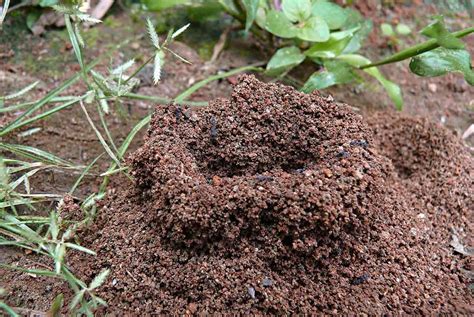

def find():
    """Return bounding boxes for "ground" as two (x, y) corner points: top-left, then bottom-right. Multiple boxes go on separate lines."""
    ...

(0, 2), (473, 315)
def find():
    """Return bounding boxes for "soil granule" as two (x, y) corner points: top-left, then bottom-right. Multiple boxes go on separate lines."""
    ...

(71, 75), (473, 314)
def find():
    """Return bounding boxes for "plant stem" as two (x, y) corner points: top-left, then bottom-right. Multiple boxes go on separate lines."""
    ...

(360, 26), (474, 69)
(124, 55), (154, 84)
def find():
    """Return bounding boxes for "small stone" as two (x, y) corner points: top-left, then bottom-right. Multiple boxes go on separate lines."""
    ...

(212, 175), (222, 186)
(323, 168), (333, 178)
(188, 302), (197, 313)
(262, 278), (273, 287)
(247, 286), (256, 299)
(427, 83), (437, 93)
(351, 274), (370, 285)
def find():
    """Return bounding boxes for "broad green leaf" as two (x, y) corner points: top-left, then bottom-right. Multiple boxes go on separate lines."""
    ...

(305, 26), (359, 58)
(338, 54), (403, 110)
(266, 46), (306, 76)
(39, 0), (58, 7)
(409, 47), (474, 85)
(282, 0), (312, 22)
(329, 26), (360, 40)
(265, 10), (298, 38)
(302, 60), (358, 92)
(421, 16), (464, 49)
(26, 11), (41, 32)
(342, 19), (372, 54)
(396, 23), (411, 35)
(312, 0), (348, 30)
(218, 0), (240, 16)
(255, 6), (267, 29)
(297, 16), (330, 42)
(242, 0), (259, 32)
(381, 23), (395, 37)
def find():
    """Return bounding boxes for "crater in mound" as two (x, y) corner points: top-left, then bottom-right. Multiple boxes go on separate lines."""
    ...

(130, 75), (390, 251)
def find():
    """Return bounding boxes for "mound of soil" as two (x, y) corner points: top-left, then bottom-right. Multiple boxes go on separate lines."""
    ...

(71, 76), (472, 314)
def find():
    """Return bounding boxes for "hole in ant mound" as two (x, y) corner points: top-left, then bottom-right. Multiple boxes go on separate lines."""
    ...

(282, 235), (294, 247)
(198, 154), (313, 179)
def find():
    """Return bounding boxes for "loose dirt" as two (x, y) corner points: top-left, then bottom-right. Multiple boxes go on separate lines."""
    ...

(68, 75), (473, 315)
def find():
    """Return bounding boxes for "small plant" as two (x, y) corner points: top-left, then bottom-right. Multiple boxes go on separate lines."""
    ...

(220, 0), (473, 110)
(144, 1), (473, 110)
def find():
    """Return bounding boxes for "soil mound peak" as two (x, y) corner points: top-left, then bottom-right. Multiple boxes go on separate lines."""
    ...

(130, 75), (389, 254)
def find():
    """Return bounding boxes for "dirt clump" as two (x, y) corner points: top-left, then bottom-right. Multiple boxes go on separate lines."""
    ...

(71, 75), (472, 314)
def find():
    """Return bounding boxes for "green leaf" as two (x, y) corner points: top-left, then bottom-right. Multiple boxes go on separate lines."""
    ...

(297, 16), (330, 42)
(39, 0), (58, 7)
(266, 46), (306, 76)
(282, 0), (312, 22)
(302, 60), (358, 92)
(409, 47), (474, 85)
(143, 0), (188, 11)
(305, 26), (359, 58)
(381, 23), (395, 37)
(64, 243), (97, 255)
(69, 290), (85, 311)
(242, 0), (259, 32)
(0, 142), (74, 167)
(265, 10), (298, 38)
(338, 54), (403, 110)
(0, 302), (19, 317)
(26, 11), (41, 32)
(89, 269), (110, 290)
(343, 19), (372, 54)
(49, 211), (59, 240)
(49, 293), (64, 317)
(421, 16), (464, 49)
(312, 0), (348, 30)
(218, 0), (240, 16)
(396, 23), (411, 35)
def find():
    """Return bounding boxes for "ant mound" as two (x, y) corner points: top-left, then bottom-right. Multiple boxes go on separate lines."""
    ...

(72, 76), (472, 314)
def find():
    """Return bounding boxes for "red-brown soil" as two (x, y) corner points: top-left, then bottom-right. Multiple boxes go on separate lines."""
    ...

(68, 76), (473, 315)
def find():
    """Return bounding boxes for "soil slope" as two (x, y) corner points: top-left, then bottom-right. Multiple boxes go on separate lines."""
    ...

(71, 75), (473, 314)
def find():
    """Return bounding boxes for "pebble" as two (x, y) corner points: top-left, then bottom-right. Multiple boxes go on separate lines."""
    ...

(247, 286), (256, 299)
(427, 83), (437, 93)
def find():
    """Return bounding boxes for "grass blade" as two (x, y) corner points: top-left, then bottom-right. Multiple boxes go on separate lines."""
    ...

(79, 101), (121, 168)
(70, 154), (103, 195)
(0, 142), (75, 167)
